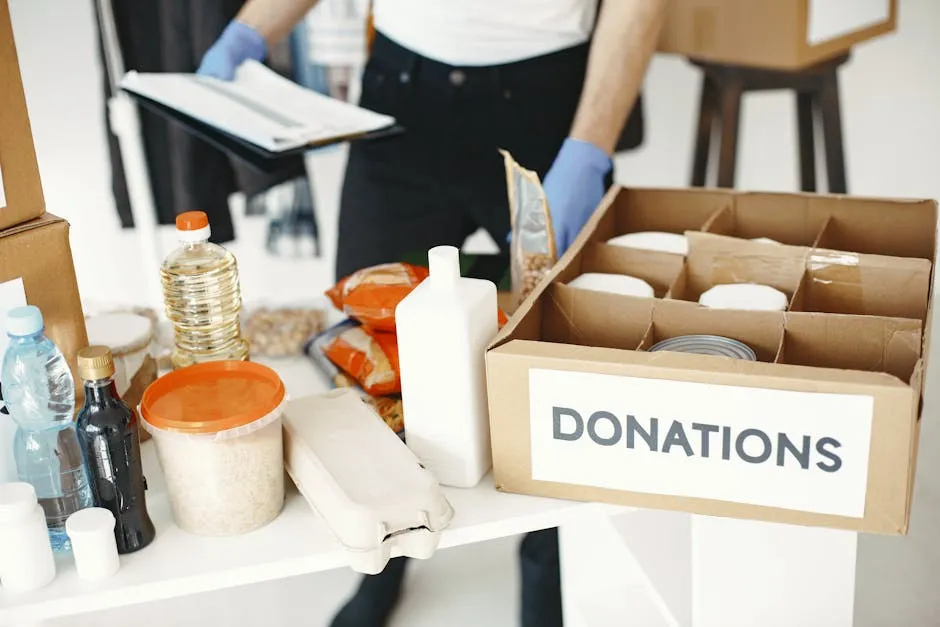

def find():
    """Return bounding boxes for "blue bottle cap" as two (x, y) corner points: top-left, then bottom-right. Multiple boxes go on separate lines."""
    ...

(6, 305), (43, 337)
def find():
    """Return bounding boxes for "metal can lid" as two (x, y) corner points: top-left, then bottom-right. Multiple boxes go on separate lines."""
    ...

(649, 334), (757, 361)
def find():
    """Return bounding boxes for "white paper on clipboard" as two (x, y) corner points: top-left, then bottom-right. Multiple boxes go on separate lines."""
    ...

(807, 0), (891, 46)
(119, 61), (396, 153)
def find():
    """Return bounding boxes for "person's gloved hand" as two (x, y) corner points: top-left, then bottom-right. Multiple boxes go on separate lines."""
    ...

(197, 21), (267, 81)
(543, 137), (612, 255)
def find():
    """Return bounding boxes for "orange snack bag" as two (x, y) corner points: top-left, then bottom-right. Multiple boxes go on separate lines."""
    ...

(498, 309), (508, 328)
(326, 263), (429, 332)
(323, 325), (401, 396)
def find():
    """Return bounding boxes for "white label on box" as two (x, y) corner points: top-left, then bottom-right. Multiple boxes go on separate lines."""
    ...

(0, 278), (27, 483)
(807, 0), (891, 46)
(0, 161), (6, 209)
(529, 369), (874, 518)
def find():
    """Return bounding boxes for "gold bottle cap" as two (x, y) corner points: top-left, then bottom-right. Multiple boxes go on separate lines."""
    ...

(77, 346), (116, 381)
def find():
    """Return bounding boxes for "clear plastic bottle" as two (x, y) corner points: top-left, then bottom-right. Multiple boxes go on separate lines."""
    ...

(1, 306), (93, 552)
(160, 211), (250, 369)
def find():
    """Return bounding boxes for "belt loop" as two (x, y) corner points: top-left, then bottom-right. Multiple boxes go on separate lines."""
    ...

(397, 47), (419, 85)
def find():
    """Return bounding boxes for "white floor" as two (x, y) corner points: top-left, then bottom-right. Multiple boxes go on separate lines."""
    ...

(7, 0), (940, 625)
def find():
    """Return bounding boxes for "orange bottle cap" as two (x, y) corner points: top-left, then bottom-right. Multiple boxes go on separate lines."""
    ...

(176, 211), (209, 231)
(141, 361), (286, 435)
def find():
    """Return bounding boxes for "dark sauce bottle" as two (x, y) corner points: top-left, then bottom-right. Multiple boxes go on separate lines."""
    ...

(76, 346), (155, 554)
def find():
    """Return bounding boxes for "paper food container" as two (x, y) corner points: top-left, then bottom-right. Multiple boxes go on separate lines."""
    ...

(486, 187), (935, 535)
(282, 390), (454, 574)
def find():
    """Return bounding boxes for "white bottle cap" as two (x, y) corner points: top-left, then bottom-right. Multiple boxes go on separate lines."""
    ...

(6, 305), (44, 337)
(607, 232), (689, 255)
(699, 283), (789, 311)
(568, 273), (655, 298)
(0, 482), (38, 524)
(66, 508), (120, 581)
(428, 246), (461, 288)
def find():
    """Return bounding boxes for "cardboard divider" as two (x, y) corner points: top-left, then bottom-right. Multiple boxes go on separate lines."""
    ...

(668, 232), (808, 304)
(541, 283), (653, 351)
(778, 312), (922, 384)
(563, 243), (684, 298)
(790, 250), (932, 321)
(801, 196), (936, 260)
(587, 188), (732, 248)
(707, 196), (831, 247)
(639, 299), (785, 363)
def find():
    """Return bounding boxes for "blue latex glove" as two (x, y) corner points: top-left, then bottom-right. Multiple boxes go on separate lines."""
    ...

(197, 21), (267, 80)
(543, 137), (613, 255)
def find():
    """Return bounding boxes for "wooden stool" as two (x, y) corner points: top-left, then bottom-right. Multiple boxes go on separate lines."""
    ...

(690, 53), (850, 193)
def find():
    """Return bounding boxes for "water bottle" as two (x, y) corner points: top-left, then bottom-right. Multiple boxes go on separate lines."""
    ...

(1, 306), (93, 552)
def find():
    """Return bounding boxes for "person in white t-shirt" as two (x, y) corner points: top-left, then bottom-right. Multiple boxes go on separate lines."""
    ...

(198, 1), (665, 625)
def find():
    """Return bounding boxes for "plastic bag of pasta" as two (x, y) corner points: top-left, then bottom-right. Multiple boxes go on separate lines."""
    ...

(501, 149), (557, 306)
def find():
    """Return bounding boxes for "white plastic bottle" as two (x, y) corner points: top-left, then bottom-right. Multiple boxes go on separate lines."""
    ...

(0, 482), (56, 593)
(395, 246), (498, 488)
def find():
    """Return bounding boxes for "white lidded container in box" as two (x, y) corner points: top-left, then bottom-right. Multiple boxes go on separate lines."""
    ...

(282, 390), (453, 575)
(395, 246), (498, 488)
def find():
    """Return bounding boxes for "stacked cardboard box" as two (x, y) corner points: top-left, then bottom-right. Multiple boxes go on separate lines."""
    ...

(487, 187), (935, 535)
(658, 0), (898, 69)
(0, 0), (44, 230)
(0, 0), (89, 389)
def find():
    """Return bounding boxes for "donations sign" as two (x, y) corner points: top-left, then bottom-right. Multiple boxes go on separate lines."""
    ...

(528, 368), (874, 518)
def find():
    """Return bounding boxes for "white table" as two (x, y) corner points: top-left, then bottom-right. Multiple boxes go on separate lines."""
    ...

(0, 358), (859, 627)
(0, 358), (616, 624)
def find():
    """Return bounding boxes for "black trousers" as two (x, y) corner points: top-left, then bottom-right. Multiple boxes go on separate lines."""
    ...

(335, 33), (592, 279)
(332, 34), (592, 627)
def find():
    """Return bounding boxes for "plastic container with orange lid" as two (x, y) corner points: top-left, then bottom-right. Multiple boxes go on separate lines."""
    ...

(140, 361), (287, 536)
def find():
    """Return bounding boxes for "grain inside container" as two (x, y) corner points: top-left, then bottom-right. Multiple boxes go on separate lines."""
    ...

(140, 361), (287, 536)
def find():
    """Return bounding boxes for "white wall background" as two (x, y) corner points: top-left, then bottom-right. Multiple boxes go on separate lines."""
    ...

(8, 0), (940, 625)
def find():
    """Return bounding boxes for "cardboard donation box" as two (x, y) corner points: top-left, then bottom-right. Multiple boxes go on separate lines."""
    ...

(0, 0), (45, 230)
(486, 187), (935, 534)
(0, 214), (89, 388)
(658, 0), (898, 69)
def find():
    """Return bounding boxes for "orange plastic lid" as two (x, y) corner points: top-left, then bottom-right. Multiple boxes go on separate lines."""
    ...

(176, 211), (209, 231)
(141, 361), (285, 434)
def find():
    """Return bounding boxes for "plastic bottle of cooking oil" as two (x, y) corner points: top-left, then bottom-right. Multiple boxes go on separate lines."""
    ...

(160, 211), (250, 369)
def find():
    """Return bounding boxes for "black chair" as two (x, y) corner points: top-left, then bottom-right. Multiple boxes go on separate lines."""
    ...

(689, 53), (850, 194)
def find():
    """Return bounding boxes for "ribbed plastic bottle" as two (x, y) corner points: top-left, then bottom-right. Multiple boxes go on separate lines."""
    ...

(1, 306), (93, 552)
(395, 246), (498, 488)
(76, 346), (155, 554)
(160, 211), (250, 369)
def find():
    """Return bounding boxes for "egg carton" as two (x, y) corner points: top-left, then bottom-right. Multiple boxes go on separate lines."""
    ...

(282, 389), (453, 574)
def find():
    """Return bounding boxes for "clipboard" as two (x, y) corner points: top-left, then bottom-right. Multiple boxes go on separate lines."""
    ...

(124, 88), (404, 173)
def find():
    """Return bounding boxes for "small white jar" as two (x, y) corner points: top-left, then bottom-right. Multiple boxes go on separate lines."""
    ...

(699, 283), (789, 312)
(568, 273), (655, 298)
(66, 508), (120, 582)
(0, 482), (56, 593)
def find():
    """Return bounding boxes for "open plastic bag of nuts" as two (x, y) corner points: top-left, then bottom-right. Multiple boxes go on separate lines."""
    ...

(243, 305), (326, 357)
(501, 149), (557, 306)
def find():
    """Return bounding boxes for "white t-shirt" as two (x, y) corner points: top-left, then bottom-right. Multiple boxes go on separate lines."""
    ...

(372, 0), (598, 67)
